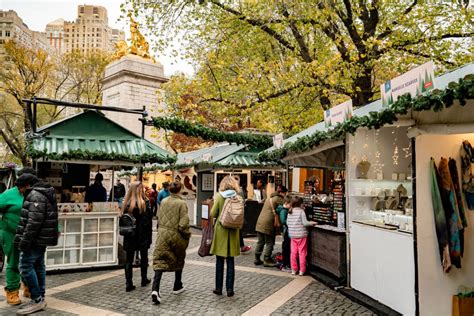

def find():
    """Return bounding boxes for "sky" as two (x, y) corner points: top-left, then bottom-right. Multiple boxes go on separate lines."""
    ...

(0, 0), (194, 77)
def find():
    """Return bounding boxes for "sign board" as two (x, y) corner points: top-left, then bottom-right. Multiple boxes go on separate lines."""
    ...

(381, 61), (435, 107)
(273, 133), (284, 149)
(324, 100), (353, 128)
(184, 157), (192, 164)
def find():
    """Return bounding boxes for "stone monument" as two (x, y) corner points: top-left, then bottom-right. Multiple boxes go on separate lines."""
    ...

(102, 15), (168, 147)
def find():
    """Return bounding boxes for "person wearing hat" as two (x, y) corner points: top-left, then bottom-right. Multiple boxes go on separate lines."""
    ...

(85, 173), (107, 203)
(15, 173), (59, 315)
(0, 169), (36, 305)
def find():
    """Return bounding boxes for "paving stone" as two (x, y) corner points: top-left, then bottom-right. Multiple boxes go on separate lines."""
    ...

(0, 306), (76, 316)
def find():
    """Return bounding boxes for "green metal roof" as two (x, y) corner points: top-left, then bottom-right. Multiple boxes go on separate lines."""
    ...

(217, 151), (280, 167)
(31, 111), (174, 165)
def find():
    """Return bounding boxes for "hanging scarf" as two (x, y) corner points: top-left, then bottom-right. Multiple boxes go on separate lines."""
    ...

(429, 158), (451, 273)
(461, 140), (474, 210)
(438, 157), (462, 268)
(449, 158), (467, 257)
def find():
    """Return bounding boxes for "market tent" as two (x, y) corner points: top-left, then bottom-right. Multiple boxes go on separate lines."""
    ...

(266, 63), (473, 166)
(29, 110), (174, 166)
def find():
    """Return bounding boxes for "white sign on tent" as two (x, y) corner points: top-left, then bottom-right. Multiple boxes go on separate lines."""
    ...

(381, 61), (435, 107)
(324, 100), (353, 128)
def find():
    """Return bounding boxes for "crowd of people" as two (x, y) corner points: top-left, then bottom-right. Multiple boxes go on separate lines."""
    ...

(0, 170), (316, 311)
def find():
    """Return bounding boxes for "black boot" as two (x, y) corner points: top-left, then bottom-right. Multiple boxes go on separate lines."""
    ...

(125, 262), (136, 292)
(254, 254), (263, 265)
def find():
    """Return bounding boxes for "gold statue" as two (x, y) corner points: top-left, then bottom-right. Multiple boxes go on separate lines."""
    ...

(111, 13), (155, 62)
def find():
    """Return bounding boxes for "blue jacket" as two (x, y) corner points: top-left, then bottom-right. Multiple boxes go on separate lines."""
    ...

(157, 189), (170, 205)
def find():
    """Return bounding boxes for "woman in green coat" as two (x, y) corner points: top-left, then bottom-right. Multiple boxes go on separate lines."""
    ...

(210, 175), (242, 297)
(151, 181), (190, 305)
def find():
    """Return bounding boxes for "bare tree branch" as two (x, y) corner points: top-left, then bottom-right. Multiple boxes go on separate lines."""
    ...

(377, 0), (419, 40)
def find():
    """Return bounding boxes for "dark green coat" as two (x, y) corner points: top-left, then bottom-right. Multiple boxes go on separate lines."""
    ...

(153, 194), (191, 271)
(210, 193), (240, 257)
(0, 187), (23, 254)
(255, 193), (284, 236)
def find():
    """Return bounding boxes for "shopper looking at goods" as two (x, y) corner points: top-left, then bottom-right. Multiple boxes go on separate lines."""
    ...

(210, 175), (242, 297)
(151, 181), (190, 305)
(109, 179), (126, 207)
(149, 183), (158, 217)
(287, 196), (316, 276)
(0, 168), (36, 306)
(157, 181), (170, 206)
(15, 173), (59, 315)
(254, 186), (288, 267)
(85, 173), (107, 203)
(276, 195), (292, 272)
(121, 181), (153, 292)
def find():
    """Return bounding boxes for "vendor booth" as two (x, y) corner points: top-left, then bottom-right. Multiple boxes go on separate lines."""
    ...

(28, 109), (173, 271)
(176, 143), (285, 234)
(264, 62), (473, 315)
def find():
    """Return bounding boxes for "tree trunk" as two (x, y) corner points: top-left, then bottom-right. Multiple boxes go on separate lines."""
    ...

(353, 64), (375, 107)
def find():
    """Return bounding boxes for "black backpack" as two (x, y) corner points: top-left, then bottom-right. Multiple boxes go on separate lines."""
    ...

(119, 213), (136, 236)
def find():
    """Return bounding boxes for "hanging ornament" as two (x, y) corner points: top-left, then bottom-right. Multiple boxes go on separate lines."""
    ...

(393, 145), (399, 165)
(403, 142), (412, 158)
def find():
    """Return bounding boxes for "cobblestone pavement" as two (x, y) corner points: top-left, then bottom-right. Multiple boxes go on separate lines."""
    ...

(0, 230), (375, 315)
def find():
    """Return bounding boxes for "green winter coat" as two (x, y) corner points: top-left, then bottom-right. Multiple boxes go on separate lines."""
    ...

(210, 193), (240, 257)
(0, 187), (23, 255)
(255, 193), (284, 236)
(153, 194), (191, 271)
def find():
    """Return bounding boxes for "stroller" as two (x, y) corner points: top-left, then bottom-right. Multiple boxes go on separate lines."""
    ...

(0, 167), (17, 273)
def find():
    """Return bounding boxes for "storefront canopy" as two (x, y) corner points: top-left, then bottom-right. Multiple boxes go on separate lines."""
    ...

(177, 142), (282, 169)
(29, 110), (174, 166)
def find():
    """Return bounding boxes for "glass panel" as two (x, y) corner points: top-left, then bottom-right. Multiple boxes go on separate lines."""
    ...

(84, 218), (98, 232)
(50, 235), (64, 249)
(46, 250), (63, 265)
(65, 234), (80, 248)
(66, 218), (81, 233)
(58, 218), (65, 231)
(100, 218), (114, 231)
(64, 249), (80, 264)
(84, 233), (98, 247)
(99, 248), (114, 262)
(99, 233), (113, 246)
(83, 249), (97, 263)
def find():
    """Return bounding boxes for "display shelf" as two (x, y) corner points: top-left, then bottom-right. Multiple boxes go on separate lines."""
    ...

(350, 179), (412, 183)
(45, 212), (119, 270)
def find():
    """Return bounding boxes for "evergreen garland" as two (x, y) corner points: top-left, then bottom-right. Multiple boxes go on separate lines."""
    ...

(259, 75), (474, 161)
(151, 117), (273, 148)
(27, 147), (177, 165)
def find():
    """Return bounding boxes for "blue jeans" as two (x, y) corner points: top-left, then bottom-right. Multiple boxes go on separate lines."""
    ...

(215, 256), (235, 292)
(19, 246), (46, 300)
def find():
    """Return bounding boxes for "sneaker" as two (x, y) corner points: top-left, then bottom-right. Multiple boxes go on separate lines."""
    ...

(151, 291), (161, 305)
(16, 297), (47, 315)
(263, 260), (276, 268)
(282, 267), (292, 273)
(299, 271), (304, 276)
(172, 285), (185, 295)
(291, 270), (297, 275)
(240, 245), (252, 254)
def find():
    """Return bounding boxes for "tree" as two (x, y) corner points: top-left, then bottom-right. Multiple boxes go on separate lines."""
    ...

(126, 0), (473, 134)
(0, 41), (112, 164)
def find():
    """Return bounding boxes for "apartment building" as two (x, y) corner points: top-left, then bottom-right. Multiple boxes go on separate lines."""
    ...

(45, 18), (65, 53)
(58, 5), (124, 53)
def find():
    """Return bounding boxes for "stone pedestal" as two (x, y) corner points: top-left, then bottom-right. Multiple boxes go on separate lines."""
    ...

(102, 55), (168, 147)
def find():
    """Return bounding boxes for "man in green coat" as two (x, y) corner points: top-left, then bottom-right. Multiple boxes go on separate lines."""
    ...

(151, 181), (190, 305)
(254, 187), (288, 267)
(0, 169), (34, 305)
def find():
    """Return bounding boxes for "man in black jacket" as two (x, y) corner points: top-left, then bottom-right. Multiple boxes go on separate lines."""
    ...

(14, 173), (58, 315)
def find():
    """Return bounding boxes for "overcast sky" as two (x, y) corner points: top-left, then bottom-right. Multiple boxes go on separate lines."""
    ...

(1, 0), (194, 77)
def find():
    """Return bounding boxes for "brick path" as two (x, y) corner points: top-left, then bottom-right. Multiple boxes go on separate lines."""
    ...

(0, 226), (374, 315)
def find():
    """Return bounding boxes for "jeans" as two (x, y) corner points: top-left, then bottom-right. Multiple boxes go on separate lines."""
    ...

(215, 256), (235, 292)
(19, 246), (46, 300)
(151, 202), (158, 217)
(125, 249), (148, 287)
(255, 232), (275, 260)
(152, 269), (183, 292)
(291, 236), (308, 273)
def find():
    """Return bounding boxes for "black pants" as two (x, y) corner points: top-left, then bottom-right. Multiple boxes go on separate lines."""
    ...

(282, 229), (291, 267)
(151, 202), (158, 217)
(152, 269), (183, 293)
(215, 256), (235, 292)
(239, 231), (244, 248)
(125, 249), (148, 287)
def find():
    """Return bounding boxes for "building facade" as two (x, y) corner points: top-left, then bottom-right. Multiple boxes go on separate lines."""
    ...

(59, 5), (124, 54)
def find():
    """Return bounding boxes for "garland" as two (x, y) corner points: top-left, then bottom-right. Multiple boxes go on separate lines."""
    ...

(259, 74), (474, 161)
(28, 148), (177, 165)
(151, 117), (274, 148)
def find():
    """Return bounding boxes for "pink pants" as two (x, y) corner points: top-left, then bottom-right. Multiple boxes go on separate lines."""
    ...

(290, 236), (307, 273)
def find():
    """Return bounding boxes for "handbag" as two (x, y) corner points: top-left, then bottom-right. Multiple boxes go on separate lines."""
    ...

(198, 220), (214, 257)
(119, 213), (136, 236)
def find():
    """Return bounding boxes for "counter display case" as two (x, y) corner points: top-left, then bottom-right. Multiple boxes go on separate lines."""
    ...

(46, 212), (119, 270)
